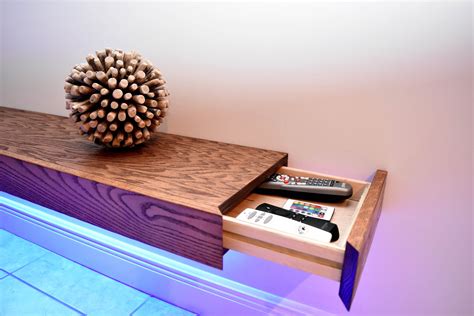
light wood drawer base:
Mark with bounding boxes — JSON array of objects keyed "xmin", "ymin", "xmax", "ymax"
[{"xmin": 224, "ymin": 231, "xmax": 342, "ymax": 281}]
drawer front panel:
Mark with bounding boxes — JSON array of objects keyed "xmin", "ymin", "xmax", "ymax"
[
  {"xmin": 339, "ymin": 170, "xmax": 388, "ymax": 310},
  {"xmin": 0, "ymin": 155, "xmax": 223, "ymax": 268}
]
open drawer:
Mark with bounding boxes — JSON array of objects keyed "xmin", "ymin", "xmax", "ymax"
[{"xmin": 223, "ymin": 166, "xmax": 387, "ymax": 310}]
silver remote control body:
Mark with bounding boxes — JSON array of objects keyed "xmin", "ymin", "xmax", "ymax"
[
  {"xmin": 257, "ymin": 173, "xmax": 353, "ymax": 201},
  {"xmin": 236, "ymin": 208, "xmax": 332, "ymax": 243}
]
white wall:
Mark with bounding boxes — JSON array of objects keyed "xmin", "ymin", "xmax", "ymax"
[{"xmin": 1, "ymin": 1, "xmax": 472, "ymax": 315}]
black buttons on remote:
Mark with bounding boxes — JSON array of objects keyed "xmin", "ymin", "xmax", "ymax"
[{"xmin": 256, "ymin": 203, "xmax": 339, "ymax": 242}]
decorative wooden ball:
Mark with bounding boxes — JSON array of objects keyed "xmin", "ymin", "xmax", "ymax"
[{"xmin": 64, "ymin": 48, "xmax": 169, "ymax": 148}]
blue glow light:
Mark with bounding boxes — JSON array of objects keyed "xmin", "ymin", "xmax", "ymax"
[{"xmin": 0, "ymin": 192, "xmax": 326, "ymax": 315}]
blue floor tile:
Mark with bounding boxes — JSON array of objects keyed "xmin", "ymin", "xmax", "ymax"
[
  {"xmin": 0, "ymin": 230, "xmax": 49, "ymax": 272},
  {"xmin": 14, "ymin": 252, "xmax": 149, "ymax": 315},
  {"xmin": 0, "ymin": 276, "xmax": 81, "ymax": 315},
  {"xmin": 132, "ymin": 297, "xmax": 197, "ymax": 316}
]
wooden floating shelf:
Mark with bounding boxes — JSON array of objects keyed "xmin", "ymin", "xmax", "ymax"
[
  {"xmin": 0, "ymin": 107, "xmax": 287, "ymax": 269},
  {"xmin": 0, "ymin": 106, "xmax": 386, "ymax": 310}
]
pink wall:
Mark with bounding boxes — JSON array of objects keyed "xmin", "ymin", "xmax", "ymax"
[{"xmin": 1, "ymin": 1, "xmax": 472, "ymax": 314}]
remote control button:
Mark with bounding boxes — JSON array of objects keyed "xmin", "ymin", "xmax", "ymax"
[
  {"xmin": 292, "ymin": 213, "xmax": 305, "ymax": 222},
  {"xmin": 273, "ymin": 208, "xmax": 293, "ymax": 218},
  {"xmin": 298, "ymin": 225, "xmax": 306, "ymax": 234},
  {"xmin": 255, "ymin": 213, "xmax": 265, "ymax": 222},
  {"xmin": 264, "ymin": 215, "xmax": 273, "ymax": 224},
  {"xmin": 277, "ymin": 174, "xmax": 290, "ymax": 182},
  {"xmin": 247, "ymin": 210, "xmax": 257, "ymax": 220}
]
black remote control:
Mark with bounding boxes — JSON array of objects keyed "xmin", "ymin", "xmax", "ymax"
[
  {"xmin": 256, "ymin": 173, "xmax": 353, "ymax": 202},
  {"xmin": 256, "ymin": 203, "xmax": 339, "ymax": 242}
]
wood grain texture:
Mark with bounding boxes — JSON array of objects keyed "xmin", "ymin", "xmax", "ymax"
[
  {"xmin": 0, "ymin": 106, "xmax": 287, "ymax": 268},
  {"xmin": 338, "ymin": 243, "xmax": 359, "ymax": 310},
  {"xmin": 0, "ymin": 106, "xmax": 288, "ymax": 215},
  {"xmin": 0, "ymin": 155, "xmax": 223, "ymax": 268},
  {"xmin": 223, "ymin": 231, "xmax": 342, "ymax": 281},
  {"xmin": 339, "ymin": 169, "xmax": 387, "ymax": 310}
]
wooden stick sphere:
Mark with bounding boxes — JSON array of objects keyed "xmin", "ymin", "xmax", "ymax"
[{"xmin": 65, "ymin": 48, "xmax": 169, "ymax": 148}]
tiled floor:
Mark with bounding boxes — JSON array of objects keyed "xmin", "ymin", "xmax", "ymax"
[{"xmin": 0, "ymin": 229, "xmax": 196, "ymax": 316}]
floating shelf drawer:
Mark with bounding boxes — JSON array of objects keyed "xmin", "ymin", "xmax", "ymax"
[
  {"xmin": 223, "ymin": 166, "xmax": 387, "ymax": 309},
  {"xmin": 0, "ymin": 106, "xmax": 387, "ymax": 310}
]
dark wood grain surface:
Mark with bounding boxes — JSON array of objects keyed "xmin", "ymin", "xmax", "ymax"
[
  {"xmin": 0, "ymin": 107, "xmax": 288, "ymax": 215},
  {"xmin": 0, "ymin": 106, "xmax": 287, "ymax": 268},
  {"xmin": 0, "ymin": 155, "xmax": 223, "ymax": 268}
]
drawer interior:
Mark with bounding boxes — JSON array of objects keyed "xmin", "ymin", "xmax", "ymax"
[{"xmin": 223, "ymin": 167, "xmax": 370, "ymax": 279}]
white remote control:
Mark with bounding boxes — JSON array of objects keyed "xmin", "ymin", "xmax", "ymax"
[{"xmin": 236, "ymin": 208, "xmax": 332, "ymax": 243}]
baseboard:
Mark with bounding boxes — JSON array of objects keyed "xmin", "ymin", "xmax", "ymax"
[{"xmin": 0, "ymin": 192, "xmax": 329, "ymax": 316}]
